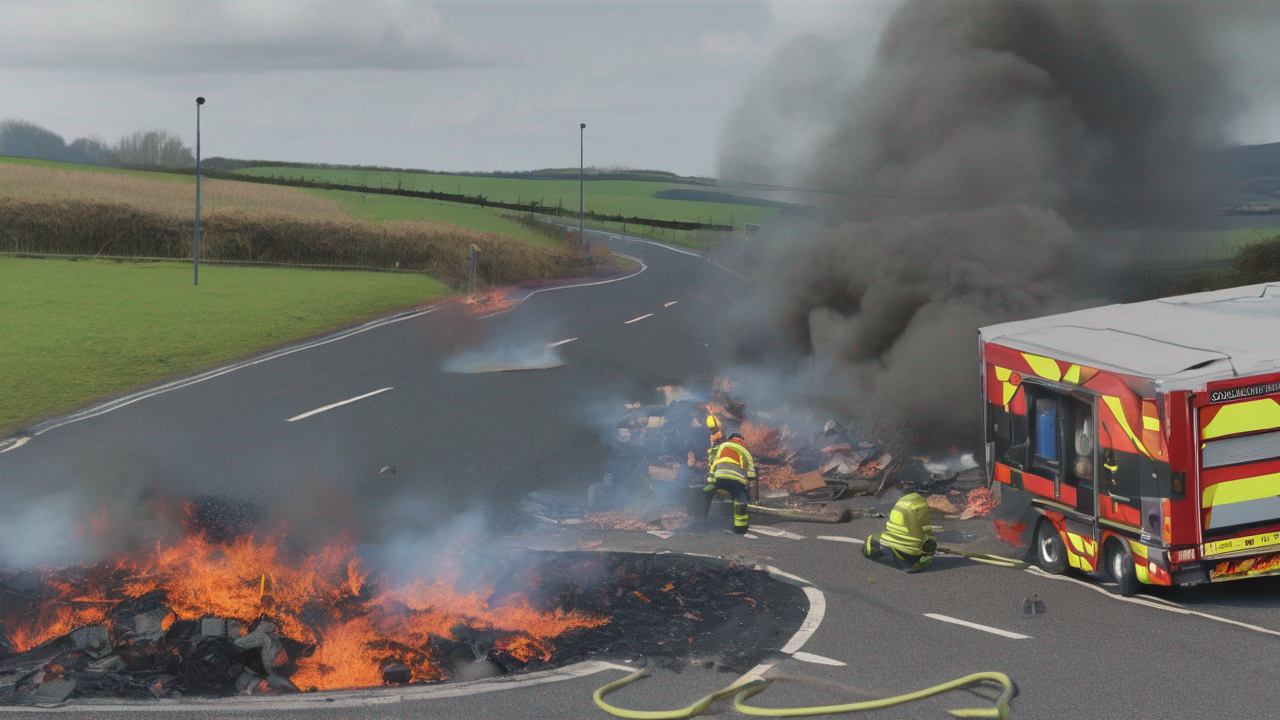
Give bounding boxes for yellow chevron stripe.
[1103,396,1151,459]
[995,366,1012,382]
[1063,364,1081,385]
[1022,353,1062,382]
[1203,399,1280,440]
[1143,415,1160,431]
[1202,473,1280,508]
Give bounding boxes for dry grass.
[0,163,591,286]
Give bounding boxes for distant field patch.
[239,167,776,228]
[0,257,450,431]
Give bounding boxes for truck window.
[1001,386,1029,469]
[1069,399,1093,487]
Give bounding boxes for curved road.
[2,230,1280,718]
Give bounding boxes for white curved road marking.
[817,535,864,545]
[0,437,30,454]
[623,314,653,324]
[286,387,393,422]
[547,338,578,348]
[664,301,677,307]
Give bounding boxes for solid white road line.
[818,535,865,545]
[1024,565,1280,637]
[752,527,806,540]
[664,301,678,307]
[735,577,826,687]
[924,613,1031,640]
[0,437,30,454]
[792,651,847,667]
[286,387,393,422]
[0,660,635,713]
[546,338,578,348]
[623,313,653,324]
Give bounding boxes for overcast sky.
[1,1,1276,177]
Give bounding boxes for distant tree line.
[0,119,194,168]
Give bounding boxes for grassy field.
[238,167,776,228]
[303,189,563,247]
[0,257,450,431]
[0,161,591,285]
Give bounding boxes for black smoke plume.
[718,1,1243,448]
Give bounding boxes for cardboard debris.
[796,471,827,492]
[926,495,960,514]
[646,417,666,428]
[648,466,680,482]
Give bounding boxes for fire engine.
[980,281,1280,594]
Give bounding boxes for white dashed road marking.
[818,535,864,545]
[752,527,806,540]
[925,613,1031,640]
[286,387,393,422]
[546,338,578,348]
[623,314,653,324]
[791,651,847,667]
[664,301,678,307]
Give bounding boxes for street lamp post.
[580,123,588,263]
[194,96,205,286]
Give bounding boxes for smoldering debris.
[716,0,1246,446]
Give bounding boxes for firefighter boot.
[732,501,749,535]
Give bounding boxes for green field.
[0,155,198,184]
[0,257,449,430]
[238,167,776,228]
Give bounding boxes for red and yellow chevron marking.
[1129,540,1151,584]
[1201,398,1280,441]
[1102,395,1153,459]
[993,366,1019,406]
[1065,531,1098,572]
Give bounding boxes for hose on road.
[936,546,1031,570]
[593,668,1013,719]
[747,505,852,524]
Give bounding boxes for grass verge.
[0,257,450,432]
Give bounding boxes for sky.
[0,0,1276,177]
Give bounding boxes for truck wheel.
[1107,540,1140,597]
[1035,520,1067,574]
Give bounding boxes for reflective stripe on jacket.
[710,441,756,486]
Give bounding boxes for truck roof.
[979,281,1280,389]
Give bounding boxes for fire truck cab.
[980,281,1280,594]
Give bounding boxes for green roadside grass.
[0,257,449,431]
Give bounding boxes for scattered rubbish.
[1023,595,1047,615]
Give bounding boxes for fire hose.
[593,668,1014,719]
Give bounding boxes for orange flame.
[1,532,608,689]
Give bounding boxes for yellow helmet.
[706,415,722,432]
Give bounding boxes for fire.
[1,529,608,690]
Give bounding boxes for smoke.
[717,1,1249,447]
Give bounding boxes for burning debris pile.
[0,514,804,708]
[534,378,996,532]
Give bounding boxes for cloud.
[697,30,753,58]
[0,0,485,73]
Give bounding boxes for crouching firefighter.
[698,433,756,534]
[863,493,938,572]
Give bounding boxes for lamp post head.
[580,123,586,129]
[196,97,206,106]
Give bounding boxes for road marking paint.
[1024,565,1280,637]
[924,614,1031,640]
[546,338,578,348]
[817,535,865,545]
[0,437,30,454]
[735,580,826,687]
[286,387,393,422]
[743,533,759,539]
[4,307,440,447]
[752,527,806,540]
[791,651,847,667]
[0,660,634,712]
[646,530,674,539]
[624,313,653,324]
[664,301,678,307]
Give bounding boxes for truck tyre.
[1107,540,1140,597]
[1035,519,1067,574]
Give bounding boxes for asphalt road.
[2,231,1280,718]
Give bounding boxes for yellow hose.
[594,669,1014,719]
[935,546,1030,570]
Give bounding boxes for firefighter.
[705,414,724,465]
[698,432,756,534]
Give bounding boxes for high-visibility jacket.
[709,441,756,486]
